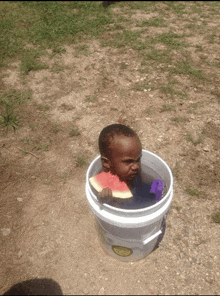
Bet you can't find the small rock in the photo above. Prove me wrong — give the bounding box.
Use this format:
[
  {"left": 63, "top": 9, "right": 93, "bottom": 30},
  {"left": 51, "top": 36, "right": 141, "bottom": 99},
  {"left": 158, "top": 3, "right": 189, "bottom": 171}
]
[
  {"left": 173, "top": 209, "right": 178, "bottom": 214},
  {"left": 31, "top": 176, "right": 36, "bottom": 179},
  {"left": 98, "top": 287, "right": 105, "bottom": 295},
  {"left": 17, "top": 197, "right": 23, "bottom": 202},
  {"left": 207, "top": 118, "right": 211, "bottom": 123},
  {"left": 1, "top": 228, "right": 11, "bottom": 236},
  {"left": 18, "top": 250, "right": 23, "bottom": 258},
  {"left": 192, "top": 257, "right": 197, "bottom": 263},
  {"left": 203, "top": 146, "right": 210, "bottom": 152}
]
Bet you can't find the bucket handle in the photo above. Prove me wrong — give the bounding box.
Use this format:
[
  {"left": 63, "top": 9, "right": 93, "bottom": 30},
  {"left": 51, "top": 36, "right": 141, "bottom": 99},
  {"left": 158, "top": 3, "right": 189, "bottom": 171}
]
[{"left": 142, "top": 229, "right": 162, "bottom": 245}]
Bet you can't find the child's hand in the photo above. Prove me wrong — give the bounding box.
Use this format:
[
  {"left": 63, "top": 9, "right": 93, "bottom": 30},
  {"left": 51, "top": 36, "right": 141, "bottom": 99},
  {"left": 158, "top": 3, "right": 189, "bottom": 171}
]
[
  {"left": 98, "top": 187, "right": 113, "bottom": 199},
  {"left": 98, "top": 188, "right": 121, "bottom": 208}
]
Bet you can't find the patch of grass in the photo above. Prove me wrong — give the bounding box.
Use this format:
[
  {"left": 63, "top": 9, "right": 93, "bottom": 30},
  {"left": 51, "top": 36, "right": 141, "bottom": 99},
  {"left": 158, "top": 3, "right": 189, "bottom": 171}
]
[
  {"left": 34, "top": 141, "right": 51, "bottom": 151},
  {"left": 72, "top": 116, "right": 80, "bottom": 122},
  {"left": 30, "top": 124, "right": 37, "bottom": 130},
  {"left": 206, "top": 28, "right": 218, "bottom": 44},
  {"left": 0, "top": 103, "right": 19, "bottom": 132},
  {"left": 138, "top": 67, "right": 152, "bottom": 74},
  {"left": 44, "top": 179, "right": 53, "bottom": 185},
  {"left": 164, "top": 1, "right": 188, "bottom": 16},
  {"left": 59, "top": 172, "right": 70, "bottom": 179},
  {"left": 172, "top": 205, "right": 182, "bottom": 212},
  {"left": 146, "top": 108, "right": 152, "bottom": 116},
  {"left": 51, "top": 44, "right": 66, "bottom": 57},
  {"left": 160, "top": 105, "right": 175, "bottom": 112},
  {"left": 60, "top": 103, "right": 75, "bottom": 111},
  {"left": 75, "top": 44, "right": 89, "bottom": 56},
  {"left": 69, "top": 126, "right": 80, "bottom": 137},
  {"left": 143, "top": 47, "right": 172, "bottom": 64},
  {"left": 0, "top": 1, "right": 114, "bottom": 67},
  {"left": 42, "top": 76, "right": 48, "bottom": 82},
  {"left": 85, "top": 95, "right": 97, "bottom": 103},
  {"left": 21, "top": 137, "right": 32, "bottom": 144},
  {"left": 0, "top": 90, "right": 32, "bottom": 105},
  {"left": 120, "top": 62, "right": 128, "bottom": 70},
  {"left": 20, "top": 49, "right": 48, "bottom": 75},
  {"left": 184, "top": 23, "right": 197, "bottom": 30},
  {"left": 172, "top": 60, "right": 206, "bottom": 80},
  {"left": 0, "top": 90, "right": 31, "bottom": 132},
  {"left": 51, "top": 62, "right": 66, "bottom": 73},
  {"left": 37, "top": 104, "right": 50, "bottom": 112},
  {"left": 154, "top": 32, "right": 189, "bottom": 50},
  {"left": 171, "top": 116, "right": 189, "bottom": 123},
  {"left": 172, "top": 161, "right": 180, "bottom": 179},
  {"left": 75, "top": 155, "right": 87, "bottom": 167},
  {"left": 106, "top": 29, "right": 148, "bottom": 51},
  {"left": 136, "top": 17, "right": 167, "bottom": 28},
  {"left": 195, "top": 44, "right": 203, "bottom": 52},
  {"left": 186, "top": 133, "right": 203, "bottom": 146},
  {"left": 171, "top": 117, "right": 181, "bottom": 123},
  {"left": 160, "top": 83, "right": 176, "bottom": 97},
  {"left": 51, "top": 124, "right": 60, "bottom": 134},
  {"left": 133, "top": 82, "right": 154, "bottom": 92},
  {"left": 186, "top": 188, "right": 200, "bottom": 196},
  {"left": 188, "top": 102, "right": 203, "bottom": 114},
  {"left": 199, "top": 54, "right": 208, "bottom": 60},
  {"left": 212, "top": 210, "right": 220, "bottom": 223}
]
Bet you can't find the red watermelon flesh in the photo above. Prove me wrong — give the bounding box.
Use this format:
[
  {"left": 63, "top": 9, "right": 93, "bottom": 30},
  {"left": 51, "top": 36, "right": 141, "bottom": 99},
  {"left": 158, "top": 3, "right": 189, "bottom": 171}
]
[{"left": 89, "top": 171, "right": 133, "bottom": 199}]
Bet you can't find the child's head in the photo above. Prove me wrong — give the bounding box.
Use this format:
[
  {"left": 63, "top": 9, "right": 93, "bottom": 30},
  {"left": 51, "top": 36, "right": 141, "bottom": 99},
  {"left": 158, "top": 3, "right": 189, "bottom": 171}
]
[{"left": 99, "top": 124, "right": 142, "bottom": 183}]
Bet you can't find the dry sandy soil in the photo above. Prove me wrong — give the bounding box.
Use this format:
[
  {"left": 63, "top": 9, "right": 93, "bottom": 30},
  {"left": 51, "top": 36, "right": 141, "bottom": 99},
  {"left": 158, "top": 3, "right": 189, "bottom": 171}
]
[{"left": 0, "top": 3, "right": 220, "bottom": 295}]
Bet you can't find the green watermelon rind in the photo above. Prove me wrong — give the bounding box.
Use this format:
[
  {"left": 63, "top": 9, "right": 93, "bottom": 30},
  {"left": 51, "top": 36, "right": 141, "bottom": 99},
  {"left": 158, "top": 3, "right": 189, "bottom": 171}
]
[{"left": 89, "top": 172, "right": 133, "bottom": 199}]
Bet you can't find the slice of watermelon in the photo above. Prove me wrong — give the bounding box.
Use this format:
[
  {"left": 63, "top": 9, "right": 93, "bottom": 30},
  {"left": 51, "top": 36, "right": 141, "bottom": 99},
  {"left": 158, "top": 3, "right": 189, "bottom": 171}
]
[{"left": 89, "top": 171, "right": 133, "bottom": 199}]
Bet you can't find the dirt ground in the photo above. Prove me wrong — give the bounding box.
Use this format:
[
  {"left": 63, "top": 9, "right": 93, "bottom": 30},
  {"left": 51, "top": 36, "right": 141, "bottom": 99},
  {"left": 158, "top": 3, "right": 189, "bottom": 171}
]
[{"left": 1, "top": 5, "right": 220, "bottom": 295}]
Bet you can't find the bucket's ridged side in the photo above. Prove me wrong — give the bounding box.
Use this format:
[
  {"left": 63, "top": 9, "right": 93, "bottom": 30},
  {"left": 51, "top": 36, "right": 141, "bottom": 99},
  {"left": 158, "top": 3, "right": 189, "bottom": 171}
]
[
  {"left": 85, "top": 149, "right": 173, "bottom": 262},
  {"left": 95, "top": 218, "right": 165, "bottom": 262}
]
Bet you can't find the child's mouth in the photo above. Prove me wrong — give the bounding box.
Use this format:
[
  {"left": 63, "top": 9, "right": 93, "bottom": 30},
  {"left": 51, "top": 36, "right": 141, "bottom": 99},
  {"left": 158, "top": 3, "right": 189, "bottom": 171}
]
[{"left": 127, "top": 173, "right": 138, "bottom": 180}]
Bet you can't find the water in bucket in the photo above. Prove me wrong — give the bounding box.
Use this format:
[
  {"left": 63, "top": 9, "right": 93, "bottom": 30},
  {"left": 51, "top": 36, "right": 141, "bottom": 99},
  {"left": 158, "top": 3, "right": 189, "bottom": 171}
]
[{"left": 91, "top": 163, "right": 168, "bottom": 210}]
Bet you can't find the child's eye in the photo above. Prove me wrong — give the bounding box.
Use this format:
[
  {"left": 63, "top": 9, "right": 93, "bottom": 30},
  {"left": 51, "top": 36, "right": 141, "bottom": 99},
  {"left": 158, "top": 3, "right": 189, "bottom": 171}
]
[
  {"left": 125, "top": 160, "right": 133, "bottom": 163},
  {"left": 124, "top": 157, "right": 141, "bottom": 164}
]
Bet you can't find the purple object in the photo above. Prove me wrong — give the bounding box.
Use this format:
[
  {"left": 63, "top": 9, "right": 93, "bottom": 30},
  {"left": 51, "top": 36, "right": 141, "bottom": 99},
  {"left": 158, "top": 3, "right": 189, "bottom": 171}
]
[{"left": 150, "top": 179, "right": 163, "bottom": 201}]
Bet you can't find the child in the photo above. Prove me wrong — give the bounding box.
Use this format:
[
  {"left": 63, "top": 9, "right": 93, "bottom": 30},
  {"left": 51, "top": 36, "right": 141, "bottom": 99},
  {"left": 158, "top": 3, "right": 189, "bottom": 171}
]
[{"left": 94, "top": 123, "right": 159, "bottom": 209}]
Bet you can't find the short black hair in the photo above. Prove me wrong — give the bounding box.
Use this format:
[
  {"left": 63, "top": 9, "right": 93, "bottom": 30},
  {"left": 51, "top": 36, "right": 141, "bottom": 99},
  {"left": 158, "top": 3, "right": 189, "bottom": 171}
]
[{"left": 98, "top": 124, "right": 138, "bottom": 159}]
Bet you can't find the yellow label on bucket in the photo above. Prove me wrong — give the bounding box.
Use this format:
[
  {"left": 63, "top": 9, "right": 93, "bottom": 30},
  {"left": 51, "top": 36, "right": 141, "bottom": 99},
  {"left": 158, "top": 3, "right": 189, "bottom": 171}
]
[{"left": 112, "top": 245, "right": 133, "bottom": 257}]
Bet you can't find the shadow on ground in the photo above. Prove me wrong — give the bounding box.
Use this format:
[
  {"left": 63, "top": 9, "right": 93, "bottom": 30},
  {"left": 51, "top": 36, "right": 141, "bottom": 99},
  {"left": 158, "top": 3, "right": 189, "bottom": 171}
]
[{"left": 3, "top": 278, "right": 63, "bottom": 295}]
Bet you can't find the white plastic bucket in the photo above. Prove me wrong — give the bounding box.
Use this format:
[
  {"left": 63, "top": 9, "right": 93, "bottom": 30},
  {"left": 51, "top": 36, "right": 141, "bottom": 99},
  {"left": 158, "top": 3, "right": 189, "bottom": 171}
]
[{"left": 85, "top": 149, "right": 173, "bottom": 262}]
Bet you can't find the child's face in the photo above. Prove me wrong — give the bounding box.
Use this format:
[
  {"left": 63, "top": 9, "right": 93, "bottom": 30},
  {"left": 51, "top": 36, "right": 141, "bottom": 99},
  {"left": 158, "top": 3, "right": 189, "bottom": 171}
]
[{"left": 104, "top": 135, "right": 142, "bottom": 183}]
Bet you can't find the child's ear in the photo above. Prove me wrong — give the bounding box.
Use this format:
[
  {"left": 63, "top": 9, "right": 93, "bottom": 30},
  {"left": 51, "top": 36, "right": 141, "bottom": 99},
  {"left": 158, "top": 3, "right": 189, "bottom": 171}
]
[{"left": 101, "top": 156, "right": 111, "bottom": 169}]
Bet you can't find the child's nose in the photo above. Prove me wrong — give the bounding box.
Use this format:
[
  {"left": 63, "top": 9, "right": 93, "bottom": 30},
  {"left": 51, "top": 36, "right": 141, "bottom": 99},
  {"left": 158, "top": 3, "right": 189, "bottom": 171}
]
[{"left": 131, "top": 162, "right": 140, "bottom": 171}]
